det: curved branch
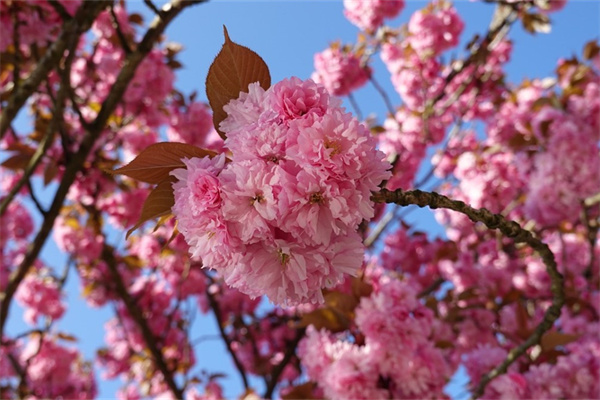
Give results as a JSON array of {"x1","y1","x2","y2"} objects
[{"x1": 372, "y1": 188, "x2": 565, "y2": 399}]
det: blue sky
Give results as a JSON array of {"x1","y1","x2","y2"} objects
[{"x1": 5, "y1": 1, "x2": 600, "y2": 399}]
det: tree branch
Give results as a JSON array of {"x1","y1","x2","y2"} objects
[
  {"x1": 372, "y1": 188, "x2": 565, "y2": 399},
  {"x1": 204, "y1": 282, "x2": 250, "y2": 391},
  {"x1": 263, "y1": 328, "x2": 305, "y2": 399},
  {"x1": 0, "y1": 1, "x2": 109, "y2": 138},
  {"x1": 101, "y1": 245, "x2": 184, "y2": 399},
  {"x1": 0, "y1": 0, "x2": 207, "y2": 339}
]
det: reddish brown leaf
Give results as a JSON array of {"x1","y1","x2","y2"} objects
[
  {"x1": 540, "y1": 331, "x2": 580, "y2": 352},
  {"x1": 126, "y1": 178, "x2": 176, "y2": 238},
  {"x1": 43, "y1": 162, "x2": 59, "y2": 186},
  {"x1": 111, "y1": 142, "x2": 216, "y2": 184},
  {"x1": 583, "y1": 40, "x2": 600, "y2": 61},
  {"x1": 298, "y1": 307, "x2": 350, "y2": 333},
  {"x1": 206, "y1": 26, "x2": 271, "y2": 139},
  {"x1": 281, "y1": 382, "x2": 316, "y2": 400},
  {"x1": 1, "y1": 153, "x2": 32, "y2": 170},
  {"x1": 351, "y1": 276, "x2": 373, "y2": 299}
]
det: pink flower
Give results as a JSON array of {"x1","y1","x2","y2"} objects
[
  {"x1": 172, "y1": 78, "x2": 390, "y2": 305},
  {"x1": 343, "y1": 0, "x2": 405, "y2": 33},
  {"x1": 15, "y1": 274, "x2": 66, "y2": 325},
  {"x1": 408, "y1": 1, "x2": 464, "y2": 57},
  {"x1": 267, "y1": 77, "x2": 334, "y2": 123},
  {"x1": 167, "y1": 101, "x2": 217, "y2": 148},
  {"x1": 312, "y1": 46, "x2": 371, "y2": 96},
  {"x1": 220, "y1": 160, "x2": 279, "y2": 243}
]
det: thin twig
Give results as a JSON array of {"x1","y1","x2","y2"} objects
[
  {"x1": 144, "y1": 0, "x2": 163, "y2": 16},
  {"x1": 110, "y1": 4, "x2": 132, "y2": 54},
  {"x1": 204, "y1": 281, "x2": 250, "y2": 391},
  {"x1": 372, "y1": 188, "x2": 564, "y2": 399},
  {"x1": 369, "y1": 74, "x2": 396, "y2": 118},
  {"x1": 347, "y1": 93, "x2": 362, "y2": 121}
]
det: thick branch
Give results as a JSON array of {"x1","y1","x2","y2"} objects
[
  {"x1": 0, "y1": 1, "x2": 108, "y2": 138},
  {"x1": 264, "y1": 328, "x2": 305, "y2": 399},
  {"x1": 372, "y1": 188, "x2": 565, "y2": 399},
  {"x1": 102, "y1": 245, "x2": 183, "y2": 399},
  {"x1": 0, "y1": 0, "x2": 206, "y2": 339}
]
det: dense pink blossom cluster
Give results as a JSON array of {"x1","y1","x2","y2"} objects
[
  {"x1": 172, "y1": 77, "x2": 390, "y2": 305},
  {"x1": 299, "y1": 276, "x2": 452, "y2": 399},
  {"x1": 343, "y1": 0, "x2": 405, "y2": 32},
  {"x1": 407, "y1": 0, "x2": 464, "y2": 57},
  {"x1": 312, "y1": 45, "x2": 371, "y2": 97},
  {"x1": 17, "y1": 338, "x2": 96, "y2": 399},
  {"x1": 15, "y1": 273, "x2": 66, "y2": 324}
]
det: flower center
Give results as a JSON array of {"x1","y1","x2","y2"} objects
[
  {"x1": 308, "y1": 192, "x2": 325, "y2": 204},
  {"x1": 324, "y1": 139, "x2": 342, "y2": 156},
  {"x1": 277, "y1": 249, "x2": 290, "y2": 266}
]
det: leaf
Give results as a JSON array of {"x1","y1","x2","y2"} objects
[
  {"x1": 351, "y1": 277, "x2": 373, "y2": 299},
  {"x1": 540, "y1": 331, "x2": 580, "y2": 352},
  {"x1": 522, "y1": 12, "x2": 551, "y2": 34},
  {"x1": 43, "y1": 162, "x2": 59, "y2": 186},
  {"x1": 126, "y1": 178, "x2": 176, "y2": 238},
  {"x1": 1, "y1": 153, "x2": 32, "y2": 170},
  {"x1": 128, "y1": 13, "x2": 143, "y2": 25},
  {"x1": 206, "y1": 26, "x2": 271, "y2": 139},
  {"x1": 110, "y1": 142, "x2": 216, "y2": 184},
  {"x1": 281, "y1": 382, "x2": 316, "y2": 400},
  {"x1": 298, "y1": 307, "x2": 350, "y2": 333},
  {"x1": 57, "y1": 332, "x2": 78, "y2": 342},
  {"x1": 583, "y1": 40, "x2": 600, "y2": 61}
]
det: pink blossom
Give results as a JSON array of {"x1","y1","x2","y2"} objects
[
  {"x1": 172, "y1": 78, "x2": 389, "y2": 305},
  {"x1": 312, "y1": 46, "x2": 371, "y2": 96},
  {"x1": 15, "y1": 274, "x2": 66, "y2": 325},
  {"x1": 408, "y1": 1, "x2": 464, "y2": 57},
  {"x1": 167, "y1": 101, "x2": 217, "y2": 148},
  {"x1": 343, "y1": 0, "x2": 405, "y2": 32},
  {"x1": 21, "y1": 338, "x2": 97, "y2": 399},
  {"x1": 53, "y1": 216, "x2": 104, "y2": 263}
]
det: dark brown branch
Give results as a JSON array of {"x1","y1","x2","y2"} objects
[
  {"x1": 204, "y1": 281, "x2": 250, "y2": 391},
  {"x1": 0, "y1": 1, "x2": 109, "y2": 138},
  {"x1": 110, "y1": 4, "x2": 133, "y2": 54},
  {"x1": 0, "y1": 0, "x2": 206, "y2": 340},
  {"x1": 102, "y1": 245, "x2": 183, "y2": 399},
  {"x1": 0, "y1": 28, "x2": 78, "y2": 217},
  {"x1": 47, "y1": 0, "x2": 72, "y2": 21},
  {"x1": 263, "y1": 328, "x2": 305, "y2": 399},
  {"x1": 372, "y1": 188, "x2": 565, "y2": 399},
  {"x1": 144, "y1": 0, "x2": 163, "y2": 16}
]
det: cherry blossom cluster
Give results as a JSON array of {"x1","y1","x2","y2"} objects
[
  {"x1": 299, "y1": 272, "x2": 452, "y2": 399},
  {"x1": 312, "y1": 45, "x2": 371, "y2": 97},
  {"x1": 172, "y1": 77, "x2": 391, "y2": 306},
  {"x1": 343, "y1": 0, "x2": 405, "y2": 33}
]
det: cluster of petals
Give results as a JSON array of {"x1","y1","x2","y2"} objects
[
  {"x1": 299, "y1": 278, "x2": 451, "y2": 399},
  {"x1": 18, "y1": 338, "x2": 97, "y2": 399},
  {"x1": 172, "y1": 77, "x2": 390, "y2": 305},
  {"x1": 343, "y1": 0, "x2": 405, "y2": 33},
  {"x1": 312, "y1": 45, "x2": 371, "y2": 97},
  {"x1": 407, "y1": 0, "x2": 464, "y2": 57}
]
